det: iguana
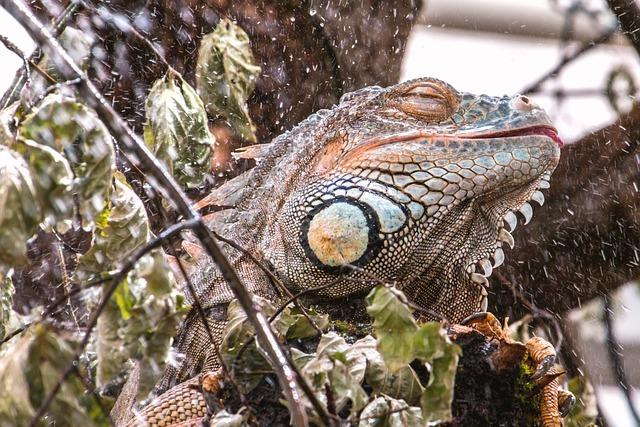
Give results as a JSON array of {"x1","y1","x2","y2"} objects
[{"x1": 122, "y1": 77, "x2": 563, "y2": 426}]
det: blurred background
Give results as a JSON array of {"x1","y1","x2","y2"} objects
[{"x1": 1, "y1": 0, "x2": 638, "y2": 425}]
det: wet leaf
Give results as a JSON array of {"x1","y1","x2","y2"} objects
[
  {"x1": 196, "y1": 19, "x2": 261, "y2": 142},
  {"x1": 274, "y1": 305, "x2": 329, "y2": 340},
  {"x1": 418, "y1": 332, "x2": 460, "y2": 423},
  {"x1": 0, "y1": 145, "x2": 43, "y2": 266},
  {"x1": 20, "y1": 94, "x2": 115, "y2": 229},
  {"x1": 12, "y1": 138, "x2": 74, "y2": 226},
  {"x1": 366, "y1": 286, "x2": 460, "y2": 423},
  {"x1": 75, "y1": 172, "x2": 149, "y2": 281},
  {"x1": 211, "y1": 409, "x2": 246, "y2": 426},
  {"x1": 0, "y1": 272, "x2": 16, "y2": 341},
  {"x1": 351, "y1": 336, "x2": 423, "y2": 405},
  {"x1": 0, "y1": 324, "x2": 108, "y2": 426},
  {"x1": 24, "y1": 27, "x2": 91, "y2": 105},
  {"x1": 358, "y1": 396, "x2": 424, "y2": 427},
  {"x1": 144, "y1": 75, "x2": 213, "y2": 189},
  {"x1": 220, "y1": 297, "x2": 276, "y2": 393},
  {"x1": 365, "y1": 286, "x2": 418, "y2": 371},
  {"x1": 297, "y1": 332, "x2": 368, "y2": 417},
  {"x1": 96, "y1": 249, "x2": 186, "y2": 400}
]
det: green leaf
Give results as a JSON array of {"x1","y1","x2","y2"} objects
[
  {"x1": 273, "y1": 305, "x2": 329, "y2": 340},
  {"x1": 22, "y1": 27, "x2": 91, "y2": 106},
  {"x1": 358, "y1": 396, "x2": 424, "y2": 427},
  {"x1": 20, "y1": 94, "x2": 115, "y2": 229},
  {"x1": 0, "y1": 324, "x2": 108, "y2": 426},
  {"x1": 211, "y1": 409, "x2": 247, "y2": 426},
  {"x1": 366, "y1": 286, "x2": 419, "y2": 371},
  {"x1": 196, "y1": 19, "x2": 261, "y2": 142},
  {"x1": 0, "y1": 271, "x2": 16, "y2": 341},
  {"x1": 565, "y1": 376, "x2": 598, "y2": 427},
  {"x1": 96, "y1": 249, "x2": 186, "y2": 400},
  {"x1": 418, "y1": 336, "x2": 460, "y2": 423},
  {"x1": 297, "y1": 332, "x2": 368, "y2": 418},
  {"x1": 144, "y1": 75, "x2": 213, "y2": 189},
  {"x1": 351, "y1": 336, "x2": 423, "y2": 406},
  {"x1": 365, "y1": 286, "x2": 460, "y2": 423},
  {"x1": 220, "y1": 297, "x2": 276, "y2": 393},
  {"x1": 12, "y1": 138, "x2": 74, "y2": 226},
  {"x1": 0, "y1": 145, "x2": 43, "y2": 266},
  {"x1": 75, "y1": 172, "x2": 150, "y2": 281}
]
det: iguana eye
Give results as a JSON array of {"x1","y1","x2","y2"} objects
[
  {"x1": 394, "y1": 82, "x2": 457, "y2": 121},
  {"x1": 300, "y1": 197, "x2": 382, "y2": 270}
]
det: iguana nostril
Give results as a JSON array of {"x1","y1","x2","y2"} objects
[{"x1": 511, "y1": 95, "x2": 534, "y2": 111}]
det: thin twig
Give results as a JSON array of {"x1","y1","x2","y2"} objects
[
  {"x1": 209, "y1": 229, "x2": 322, "y2": 332},
  {"x1": 0, "y1": 0, "x2": 79, "y2": 109},
  {"x1": 0, "y1": 33, "x2": 57, "y2": 86},
  {"x1": 80, "y1": 0, "x2": 181, "y2": 78},
  {"x1": 522, "y1": 26, "x2": 617, "y2": 94},
  {"x1": 606, "y1": 0, "x2": 640, "y2": 59},
  {"x1": 603, "y1": 293, "x2": 640, "y2": 425},
  {"x1": 171, "y1": 254, "x2": 248, "y2": 407},
  {"x1": 0, "y1": 3, "x2": 307, "y2": 425},
  {"x1": 72, "y1": 366, "x2": 113, "y2": 424},
  {"x1": 26, "y1": 219, "x2": 197, "y2": 426}
]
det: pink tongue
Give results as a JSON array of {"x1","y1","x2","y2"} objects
[{"x1": 520, "y1": 127, "x2": 563, "y2": 147}]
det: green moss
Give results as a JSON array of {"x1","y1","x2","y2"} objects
[{"x1": 514, "y1": 355, "x2": 540, "y2": 425}]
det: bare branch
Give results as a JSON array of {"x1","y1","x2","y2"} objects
[
  {"x1": 522, "y1": 27, "x2": 616, "y2": 95},
  {"x1": 0, "y1": 2, "x2": 308, "y2": 425},
  {"x1": 603, "y1": 293, "x2": 640, "y2": 424},
  {"x1": 606, "y1": 0, "x2": 640, "y2": 58},
  {"x1": 0, "y1": 0, "x2": 79, "y2": 109}
]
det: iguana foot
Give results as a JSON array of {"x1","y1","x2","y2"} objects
[{"x1": 460, "y1": 312, "x2": 575, "y2": 426}]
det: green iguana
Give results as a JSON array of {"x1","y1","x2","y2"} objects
[{"x1": 122, "y1": 77, "x2": 563, "y2": 426}]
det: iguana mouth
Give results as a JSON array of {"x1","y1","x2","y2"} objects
[{"x1": 465, "y1": 125, "x2": 564, "y2": 147}]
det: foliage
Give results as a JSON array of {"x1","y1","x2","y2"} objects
[
  {"x1": 144, "y1": 75, "x2": 213, "y2": 189},
  {"x1": 196, "y1": 18, "x2": 261, "y2": 143},
  {"x1": 219, "y1": 286, "x2": 460, "y2": 425},
  {"x1": 0, "y1": 324, "x2": 108, "y2": 426}
]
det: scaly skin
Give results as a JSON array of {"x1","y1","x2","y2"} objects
[{"x1": 124, "y1": 78, "x2": 563, "y2": 425}]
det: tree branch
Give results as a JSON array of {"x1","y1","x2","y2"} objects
[{"x1": 0, "y1": 2, "x2": 308, "y2": 425}]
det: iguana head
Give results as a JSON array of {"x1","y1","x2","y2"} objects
[{"x1": 211, "y1": 77, "x2": 562, "y2": 323}]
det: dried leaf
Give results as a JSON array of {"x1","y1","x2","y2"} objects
[
  {"x1": 196, "y1": 19, "x2": 261, "y2": 142},
  {"x1": 20, "y1": 94, "x2": 115, "y2": 229},
  {"x1": 144, "y1": 75, "x2": 213, "y2": 189},
  {"x1": 358, "y1": 396, "x2": 424, "y2": 427}
]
